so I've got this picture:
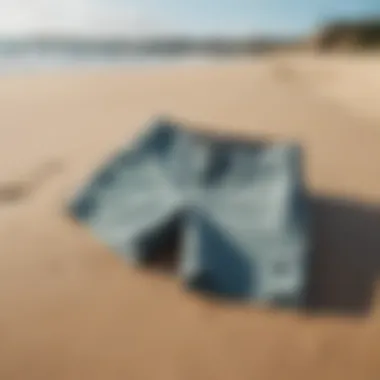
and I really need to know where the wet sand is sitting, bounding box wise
[0,54,380,380]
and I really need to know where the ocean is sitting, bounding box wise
[0,38,258,74]
[0,52,217,74]
[0,40,248,74]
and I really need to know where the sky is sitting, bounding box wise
[1,0,379,38]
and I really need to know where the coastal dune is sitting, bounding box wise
[0,54,380,380]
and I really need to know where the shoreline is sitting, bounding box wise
[0,53,257,77]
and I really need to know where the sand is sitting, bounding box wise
[0,54,380,380]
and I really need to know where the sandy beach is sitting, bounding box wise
[0,54,380,380]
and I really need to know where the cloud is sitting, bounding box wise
[0,0,159,36]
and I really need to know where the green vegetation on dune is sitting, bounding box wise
[315,18,380,51]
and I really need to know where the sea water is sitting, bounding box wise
[0,42,225,74]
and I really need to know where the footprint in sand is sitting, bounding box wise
[271,61,296,82]
[0,159,65,204]
[0,183,30,203]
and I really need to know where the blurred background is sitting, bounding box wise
[0,0,379,72]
